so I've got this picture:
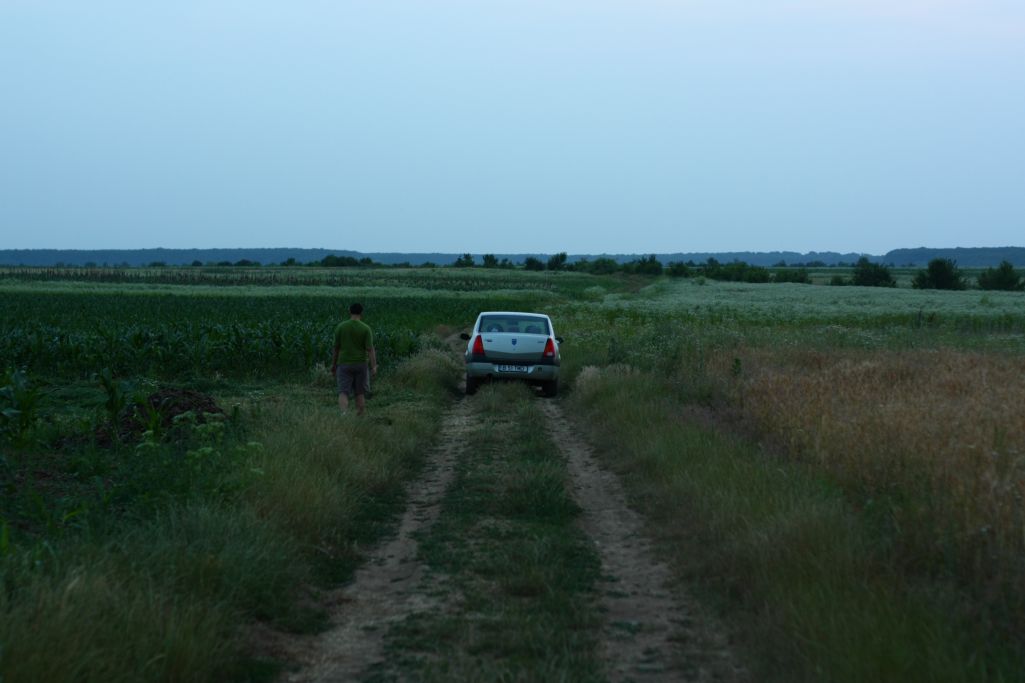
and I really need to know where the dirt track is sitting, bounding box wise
[273,395,745,681]
[279,400,470,682]
[542,401,746,682]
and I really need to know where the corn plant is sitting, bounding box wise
[0,369,40,448]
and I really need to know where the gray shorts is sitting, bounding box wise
[336,363,369,396]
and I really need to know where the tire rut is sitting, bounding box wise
[281,400,471,682]
[541,400,747,683]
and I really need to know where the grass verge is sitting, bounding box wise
[568,365,1024,682]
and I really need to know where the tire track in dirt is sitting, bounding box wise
[280,400,471,682]
[541,401,747,683]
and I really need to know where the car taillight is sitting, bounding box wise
[472,335,485,356]
[543,338,556,357]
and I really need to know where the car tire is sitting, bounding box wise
[541,379,558,397]
[465,375,479,395]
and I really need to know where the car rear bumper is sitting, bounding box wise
[466,361,559,382]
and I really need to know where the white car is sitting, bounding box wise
[460,311,562,396]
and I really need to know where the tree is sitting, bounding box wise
[546,252,568,271]
[589,258,618,275]
[851,257,895,287]
[482,253,499,268]
[977,261,1024,291]
[322,255,358,267]
[667,261,691,278]
[452,253,475,268]
[523,257,544,271]
[912,258,966,290]
[626,254,662,276]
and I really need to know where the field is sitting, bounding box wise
[2,266,1024,681]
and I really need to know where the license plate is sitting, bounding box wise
[497,364,526,372]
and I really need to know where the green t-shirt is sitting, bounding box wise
[333,319,374,364]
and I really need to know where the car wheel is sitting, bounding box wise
[465,375,479,395]
[541,379,558,397]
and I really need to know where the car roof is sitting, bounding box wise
[476,311,550,318]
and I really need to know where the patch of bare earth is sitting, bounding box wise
[269,400,471,682]
[541,401,747,683]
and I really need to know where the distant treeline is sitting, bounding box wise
[5,254,1023,290]
[3,246,1023,268]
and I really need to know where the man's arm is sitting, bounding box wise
[368,347,378,376]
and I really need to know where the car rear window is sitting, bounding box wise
[478,315,550,335]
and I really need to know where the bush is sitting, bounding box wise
[622,255,663,276]
[321,254,359,267]
[588,258,619,275]
[977,261,1024,291]
[773,268,811,284]
[701,259,770,283]
[851,257,896,287]
[667,262,691,278]
[913,259,967,290]
[523,257,545,271]
[546,252,568,271]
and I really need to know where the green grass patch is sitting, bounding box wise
[0,349,460,682]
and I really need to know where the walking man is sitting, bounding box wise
[331,303,378,416]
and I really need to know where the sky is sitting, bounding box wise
[1,1,1023,254]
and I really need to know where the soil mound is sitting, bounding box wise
[96,387,224,445]
[141,388,224,428]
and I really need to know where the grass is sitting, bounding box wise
[568,364,1025,681]
[0,348,461,682]
[3,266,1025,679]
[368,383,603,682]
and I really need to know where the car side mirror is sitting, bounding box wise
[556,336,564,344]
[459,333,471,341]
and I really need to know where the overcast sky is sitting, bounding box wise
[1,1,1023,254]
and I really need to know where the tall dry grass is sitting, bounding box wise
[736,349,1025,621]
[569,365,1023,681]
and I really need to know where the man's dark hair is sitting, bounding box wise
[349,303,364,315]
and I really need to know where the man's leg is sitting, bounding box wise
[353,364,368,416]
[337,365,353,414]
